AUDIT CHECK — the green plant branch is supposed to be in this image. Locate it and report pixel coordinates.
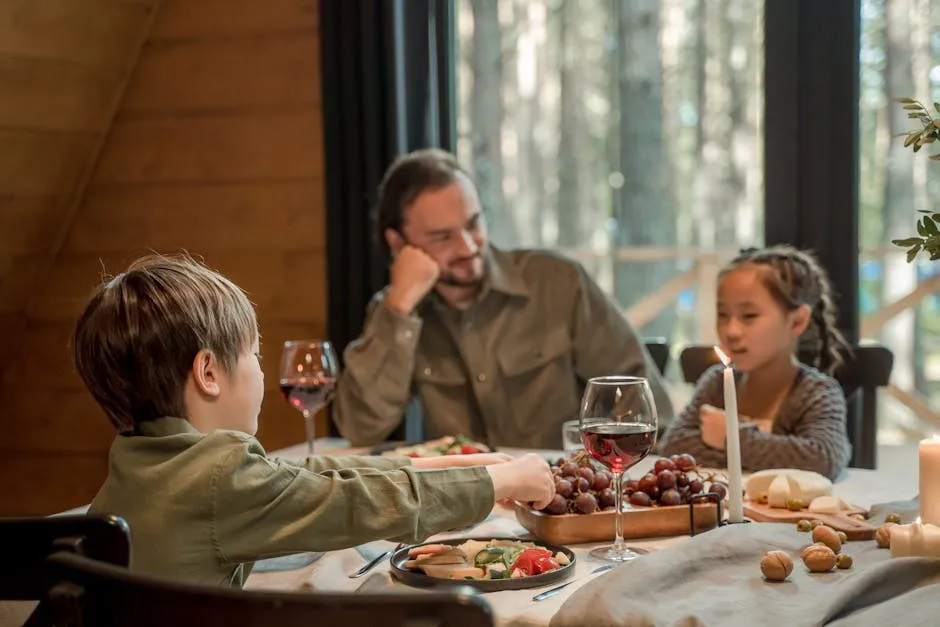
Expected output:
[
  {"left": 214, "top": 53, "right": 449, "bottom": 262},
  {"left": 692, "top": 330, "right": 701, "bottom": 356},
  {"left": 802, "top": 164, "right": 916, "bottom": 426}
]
[{"left": 891, "top": 97, "right": 940, "bottom": 261}]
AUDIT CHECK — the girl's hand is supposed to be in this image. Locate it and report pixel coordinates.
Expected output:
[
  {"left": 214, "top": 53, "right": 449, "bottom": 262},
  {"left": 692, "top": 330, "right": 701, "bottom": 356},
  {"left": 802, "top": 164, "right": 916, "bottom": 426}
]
[
  {"left": 410, "top": 452, "right": 514, "bottom": 469},
  {"left": 699, "top": 404, "right": 727, "bottom": 450}
]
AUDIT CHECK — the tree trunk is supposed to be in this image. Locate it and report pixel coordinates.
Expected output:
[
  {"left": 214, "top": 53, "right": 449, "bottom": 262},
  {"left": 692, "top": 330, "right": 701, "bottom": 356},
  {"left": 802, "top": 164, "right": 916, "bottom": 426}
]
[
  {"left": 556, "top": 0, "right": 580, "bottom": 248},
  {"left": 469, "top": 0, "right": 516, "bottom": 246},
  {"left": 882, "top": 0, "right": 917, "bottom": 389},
  {"left": 613, "top": 0, "right": 676, "bottom": 339}
]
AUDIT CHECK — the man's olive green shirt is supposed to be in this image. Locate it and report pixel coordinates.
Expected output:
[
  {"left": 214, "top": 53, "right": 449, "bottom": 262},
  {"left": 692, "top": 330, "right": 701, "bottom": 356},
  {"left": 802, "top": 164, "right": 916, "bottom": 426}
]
[
  {"left": 334, "top": 247, "right": 673, "bottom": 448},
  {"left": 89, "top": 417, "right": 494, "bottom": 587}
]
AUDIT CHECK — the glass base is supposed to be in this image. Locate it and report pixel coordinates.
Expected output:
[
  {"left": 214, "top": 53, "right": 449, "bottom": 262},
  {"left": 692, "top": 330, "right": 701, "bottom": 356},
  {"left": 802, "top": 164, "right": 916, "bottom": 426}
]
[{"left": 589, "top": 544, "right": 648, "bottom": 563}]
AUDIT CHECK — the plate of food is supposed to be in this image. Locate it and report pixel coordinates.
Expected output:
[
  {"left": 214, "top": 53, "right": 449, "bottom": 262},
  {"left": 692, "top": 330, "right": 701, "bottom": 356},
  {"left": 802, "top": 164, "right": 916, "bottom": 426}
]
[
  {"left": 372, "top": 435, "right": 491, "bottom": 458},
  {"left": 390, "top": 537, "right": 575, "bottom": 592}
]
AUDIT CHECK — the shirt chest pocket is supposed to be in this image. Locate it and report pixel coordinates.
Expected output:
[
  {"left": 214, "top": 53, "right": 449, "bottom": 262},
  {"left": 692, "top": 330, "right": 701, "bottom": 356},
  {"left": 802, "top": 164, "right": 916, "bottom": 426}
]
[
  {"left": 414, "top": 357, "right": 467, "bottom": 387},
  {"left": 497, "top": 326, "right": 573, "bottom": 379}
]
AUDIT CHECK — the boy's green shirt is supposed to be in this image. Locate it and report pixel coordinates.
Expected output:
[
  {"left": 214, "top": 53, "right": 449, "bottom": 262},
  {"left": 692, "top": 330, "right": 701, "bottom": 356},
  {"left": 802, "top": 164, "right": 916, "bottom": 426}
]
[{"left": 90, "top": 416, "right": 494, "bottom": 586}]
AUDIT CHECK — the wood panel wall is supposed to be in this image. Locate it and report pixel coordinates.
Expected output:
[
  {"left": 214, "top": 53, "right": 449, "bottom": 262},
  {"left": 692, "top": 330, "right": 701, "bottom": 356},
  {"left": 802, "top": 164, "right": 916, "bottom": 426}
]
[{"left": 0, "top": 0, "right": 327, "bottom": 516}]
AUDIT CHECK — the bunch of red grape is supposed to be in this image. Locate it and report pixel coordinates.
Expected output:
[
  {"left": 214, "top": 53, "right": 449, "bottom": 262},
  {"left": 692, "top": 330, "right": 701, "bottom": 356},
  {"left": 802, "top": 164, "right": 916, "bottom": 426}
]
[
  {"left": 541, "top": 452, "right": 728, "bottom": 515},
  {"left": 625, "top": 454, "right": 727, "bottom": 508}
]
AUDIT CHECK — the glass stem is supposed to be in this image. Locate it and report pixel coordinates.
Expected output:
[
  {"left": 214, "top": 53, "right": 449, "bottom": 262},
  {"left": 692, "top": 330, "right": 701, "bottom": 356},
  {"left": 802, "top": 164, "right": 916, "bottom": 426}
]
[
  {"left": 303, "top": 411, "right": 315, "bottom": 456},
  {"left": 613, "top": 470, "right": 626, "bottom": 553}
]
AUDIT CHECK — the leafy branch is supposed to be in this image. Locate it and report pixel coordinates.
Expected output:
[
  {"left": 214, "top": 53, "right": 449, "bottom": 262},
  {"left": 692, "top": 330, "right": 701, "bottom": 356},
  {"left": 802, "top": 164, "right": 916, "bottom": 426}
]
[{"left": 891, "top": 97, "right": 940, "bottom": 261}]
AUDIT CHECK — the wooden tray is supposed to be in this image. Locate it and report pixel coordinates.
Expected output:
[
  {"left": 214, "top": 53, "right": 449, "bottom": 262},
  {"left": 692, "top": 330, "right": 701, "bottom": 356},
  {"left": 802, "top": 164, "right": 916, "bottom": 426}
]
[
  {"left": 743, "top": 501, "right": 876, "bottom": 540},
  {"left": 514, "top": 502, "right": 721, "bottom": 545}
]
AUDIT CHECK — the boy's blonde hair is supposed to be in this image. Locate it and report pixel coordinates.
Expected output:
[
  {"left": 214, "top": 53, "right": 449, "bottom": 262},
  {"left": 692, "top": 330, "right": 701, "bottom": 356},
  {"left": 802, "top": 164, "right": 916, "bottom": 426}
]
[{"left": 73, "top": 254, "right": 258, "bottom": 432}]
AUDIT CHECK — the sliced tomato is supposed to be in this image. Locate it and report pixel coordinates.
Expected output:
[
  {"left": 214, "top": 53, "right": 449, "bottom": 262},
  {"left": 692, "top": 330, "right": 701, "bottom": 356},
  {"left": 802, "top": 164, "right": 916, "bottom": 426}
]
[
  {"left": 460, "top": 444, "right": 481, "bottom": 454},
  {"left": 509, "top": 547, "right": 559, "bottom": 576}
]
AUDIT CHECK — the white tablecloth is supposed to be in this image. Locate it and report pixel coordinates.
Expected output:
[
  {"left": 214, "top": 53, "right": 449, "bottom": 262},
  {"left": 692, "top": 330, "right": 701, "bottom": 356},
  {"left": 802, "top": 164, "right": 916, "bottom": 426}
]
[{"left": 245, "top": 439, "right": 915, "bottom": 627}]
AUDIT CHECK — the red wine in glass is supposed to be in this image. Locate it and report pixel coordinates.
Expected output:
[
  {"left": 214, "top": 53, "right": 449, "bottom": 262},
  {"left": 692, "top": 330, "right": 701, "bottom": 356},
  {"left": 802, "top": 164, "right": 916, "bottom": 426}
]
[
  {"left": 279, "top": 340, "right": 339, "bottom": 455},
  {"left": 582, "top": 423, "right": 656, "bottom": 474},
  {"left": 579, "top": 376, "right": 658, "bottom": 563},
  {"left": 280, "top": 377, "right": 336, "bottom": 416}
]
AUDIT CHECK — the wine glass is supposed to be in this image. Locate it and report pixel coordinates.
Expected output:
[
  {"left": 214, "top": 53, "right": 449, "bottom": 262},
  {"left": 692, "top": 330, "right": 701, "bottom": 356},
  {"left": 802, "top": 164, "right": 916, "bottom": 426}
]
[
  {"left": 580, "top": 376, "right": 659, "bottom": 562},
  {"left": 279, "top": 340, "right": 339, "bottom": 455}
]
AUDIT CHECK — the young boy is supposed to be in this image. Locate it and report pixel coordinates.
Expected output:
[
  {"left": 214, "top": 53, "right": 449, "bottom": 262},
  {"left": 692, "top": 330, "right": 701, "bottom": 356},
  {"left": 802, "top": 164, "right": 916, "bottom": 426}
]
[{"left": 73, "top": 254, "right": 554, "bottom": 587}]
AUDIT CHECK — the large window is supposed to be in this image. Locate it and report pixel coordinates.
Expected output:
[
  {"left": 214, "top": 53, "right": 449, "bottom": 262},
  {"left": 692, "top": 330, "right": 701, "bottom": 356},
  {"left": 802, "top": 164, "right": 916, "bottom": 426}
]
[
  {"left": 858, "top": 0, "right": 940, "bottom": 444},
  {"left": 455, "top": 0, "right": 765, "bottom": 364}
]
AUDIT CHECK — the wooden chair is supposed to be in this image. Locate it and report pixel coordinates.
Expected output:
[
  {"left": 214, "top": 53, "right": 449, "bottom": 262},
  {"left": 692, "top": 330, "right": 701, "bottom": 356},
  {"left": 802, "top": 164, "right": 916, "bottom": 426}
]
[
  {"left": 0, "top": 514, "right": 130, "bottom": 602},
  {"left": 677, "top": 344, "right": 893, "bottom": 470},
  {"left": 42, "top": 551, "right": 494, "bottom": 627},
  {"left": 643, "top": 337, "right": 671, "bottom": 376}
]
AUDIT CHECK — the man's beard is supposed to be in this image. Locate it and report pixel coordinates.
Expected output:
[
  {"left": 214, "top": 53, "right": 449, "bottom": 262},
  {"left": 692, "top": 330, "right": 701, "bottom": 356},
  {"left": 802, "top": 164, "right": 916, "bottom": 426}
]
[{"left": 438, "top": 255, "right": 484, "bottom": 288}]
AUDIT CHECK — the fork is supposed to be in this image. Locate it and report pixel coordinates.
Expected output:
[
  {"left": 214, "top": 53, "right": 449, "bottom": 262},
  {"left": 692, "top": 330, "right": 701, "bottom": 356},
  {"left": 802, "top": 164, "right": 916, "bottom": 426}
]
[{"left": 348, "top": 543, "right": 404, "bottom": 579}]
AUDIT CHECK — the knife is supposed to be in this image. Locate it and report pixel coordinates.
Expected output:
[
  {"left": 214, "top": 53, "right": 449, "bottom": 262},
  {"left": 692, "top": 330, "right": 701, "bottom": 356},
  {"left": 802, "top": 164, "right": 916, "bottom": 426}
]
[
  {"left": 531, "top": 564, "right": 617, "bottom": 601},
  {"left": 348, "top": 549, "right": 392, "bottom": 579}
]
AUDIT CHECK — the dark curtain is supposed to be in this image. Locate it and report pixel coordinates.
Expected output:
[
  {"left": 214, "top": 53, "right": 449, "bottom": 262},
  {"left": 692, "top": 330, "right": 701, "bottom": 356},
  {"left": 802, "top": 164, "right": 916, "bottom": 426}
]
[
  {"left": 764, "top": 0, "right": 861, "bottom": 345},
  {"left": 319, "top": 0, "right": 456, "bottom": 436}
]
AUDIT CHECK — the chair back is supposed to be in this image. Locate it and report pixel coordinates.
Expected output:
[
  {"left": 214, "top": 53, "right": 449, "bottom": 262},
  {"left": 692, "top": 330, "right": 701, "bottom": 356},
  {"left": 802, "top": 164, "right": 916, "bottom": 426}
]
[
  {"left": 43, "top": 551, "right": 495, "bottom": 627},
  {"left": 0, "top": 514, "right": 130, "bottom": 601},
  {"left": 677, "top": 344, "right": 893, "bottom": 469},
  {"left": 643, "top": 337, "right": 671, "bottom": 376}
]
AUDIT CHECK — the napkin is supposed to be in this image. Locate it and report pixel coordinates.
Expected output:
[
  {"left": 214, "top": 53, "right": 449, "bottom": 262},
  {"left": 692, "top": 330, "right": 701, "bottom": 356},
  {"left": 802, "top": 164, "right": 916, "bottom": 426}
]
[{"left": 551, "top": 521, "right": 940, "bottom": 627}]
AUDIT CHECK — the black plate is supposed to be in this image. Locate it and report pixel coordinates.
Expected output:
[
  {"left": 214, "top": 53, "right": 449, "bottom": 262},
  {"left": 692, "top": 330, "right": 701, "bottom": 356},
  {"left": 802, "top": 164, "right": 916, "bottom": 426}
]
[
  {"left": 390, "top": 537, "right": 576, "bottom": 592},
  {"left": 369, "top": 441, "right": 407, "bottom": 456}
]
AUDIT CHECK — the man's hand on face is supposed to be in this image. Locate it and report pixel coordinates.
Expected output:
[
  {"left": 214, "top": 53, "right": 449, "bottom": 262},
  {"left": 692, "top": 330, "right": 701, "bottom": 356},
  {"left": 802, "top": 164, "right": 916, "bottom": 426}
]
[{"left": 385, "top": 245, "right": 441, "bottom": 315}]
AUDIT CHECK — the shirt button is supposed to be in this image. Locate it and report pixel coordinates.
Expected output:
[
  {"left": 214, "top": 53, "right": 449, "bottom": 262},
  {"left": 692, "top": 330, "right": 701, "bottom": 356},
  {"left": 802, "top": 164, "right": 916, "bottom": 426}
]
[
  {"left": 424, "top": 367, "right": 432, "bottom": 376},
  {"left": 477, "top": 373, "right": 487, "bottom": 383}
]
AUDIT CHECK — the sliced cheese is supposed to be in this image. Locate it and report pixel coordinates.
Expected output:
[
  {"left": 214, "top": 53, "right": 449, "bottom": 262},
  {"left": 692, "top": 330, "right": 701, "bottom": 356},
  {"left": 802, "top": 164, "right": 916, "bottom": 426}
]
[
  {"left": 745, "top": 468, "right": 832, "bottom": 508},
  {"left": 768, "top": 474, "right": 802, "bottom": 508},
  {"left": 808, "top": 495, "right": 850, "bottom": 514}
]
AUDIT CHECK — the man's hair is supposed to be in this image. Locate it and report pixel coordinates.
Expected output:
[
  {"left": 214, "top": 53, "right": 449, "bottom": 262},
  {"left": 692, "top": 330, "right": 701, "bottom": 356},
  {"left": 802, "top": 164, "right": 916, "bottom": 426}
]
[
  {"left": 72, "top": 253, "right": 258, "bottom": 433},
  {"left": 374, "top": 148, "right": 470, "bottom": 261}
]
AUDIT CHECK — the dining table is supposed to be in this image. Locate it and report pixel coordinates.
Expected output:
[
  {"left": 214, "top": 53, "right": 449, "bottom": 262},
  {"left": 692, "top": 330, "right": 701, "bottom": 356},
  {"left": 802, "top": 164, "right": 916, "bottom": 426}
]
[{"left": 244, "top": 438, "right": 917, "bottom": 627}]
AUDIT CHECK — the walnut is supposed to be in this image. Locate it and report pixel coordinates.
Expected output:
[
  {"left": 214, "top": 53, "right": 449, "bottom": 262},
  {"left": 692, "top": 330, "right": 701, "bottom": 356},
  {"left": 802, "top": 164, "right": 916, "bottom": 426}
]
[
  {"left": 760, "top": 550, "right": 793, "bottom": 581},
  {"left": 802, "top": 544, "right": 837, "bottom": 572},
  {"left": 812, "top": 525, "right": 842, "bottom": 553},
  {"left": 876, "top": 523, "right": 897, "bottom": 548}
]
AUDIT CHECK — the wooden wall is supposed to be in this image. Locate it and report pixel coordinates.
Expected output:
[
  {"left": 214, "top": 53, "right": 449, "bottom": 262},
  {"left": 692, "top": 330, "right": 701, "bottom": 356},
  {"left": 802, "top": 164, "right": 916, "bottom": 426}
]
[{"left": 0, "top": 0, "right": 327, "bottom": 516}]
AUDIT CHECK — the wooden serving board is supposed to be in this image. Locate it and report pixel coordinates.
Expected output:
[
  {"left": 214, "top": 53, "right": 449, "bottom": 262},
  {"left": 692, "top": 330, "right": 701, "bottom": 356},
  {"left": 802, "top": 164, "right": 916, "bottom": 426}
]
[
  {"left": 514, "top": 502, "right": 721, "bottom": 545},
  {"left": 743, "top": 501, "right": 876, "bottom": 540}
]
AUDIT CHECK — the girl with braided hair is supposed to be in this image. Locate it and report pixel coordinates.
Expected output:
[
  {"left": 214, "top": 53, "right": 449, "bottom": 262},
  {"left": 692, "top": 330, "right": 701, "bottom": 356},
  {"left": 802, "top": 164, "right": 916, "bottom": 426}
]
[{"left": 660, "top": 245, "right": 853, "bottom": 479}]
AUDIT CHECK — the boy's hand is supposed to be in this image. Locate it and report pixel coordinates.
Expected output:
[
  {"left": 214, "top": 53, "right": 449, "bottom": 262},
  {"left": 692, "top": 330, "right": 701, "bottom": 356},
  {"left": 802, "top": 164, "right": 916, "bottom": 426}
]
[
  {"left": 699, "top": 404, "right": 726, "bottom": 450},
  {"left": 485, "top": 453, "right": 555, "bottom": 510},
  {"left": 411, "top": 452, "right": 514, "bottom": 469}
]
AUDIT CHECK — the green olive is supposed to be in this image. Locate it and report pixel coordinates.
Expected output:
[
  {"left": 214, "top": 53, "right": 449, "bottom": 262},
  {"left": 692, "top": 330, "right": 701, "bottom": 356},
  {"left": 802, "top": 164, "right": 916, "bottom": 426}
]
[
  {"left": 810, "top": 519, "right": 824, "bottom": 529},
  {"left": 837, "top": 531, "right": 848, "bottom": 544},
  {"left": 758, "top": 493, "right": 769, "bottom": 504},
  {"left": 786, "top": 498, "right": 804, "bottom": 512},
  {"left": 884, "top": 513, "right": 902, "bottom": 524},
  {"left": 796, "top": 519, "right": 813, "bottom": 532},
  {"left": 836, "top": 554, "right": 853, "bottom": 569}
]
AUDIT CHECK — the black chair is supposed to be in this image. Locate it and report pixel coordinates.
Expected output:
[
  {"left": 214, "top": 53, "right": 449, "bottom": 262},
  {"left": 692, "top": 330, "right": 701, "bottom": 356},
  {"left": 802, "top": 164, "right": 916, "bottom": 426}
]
[
  {"left": 677, "top": 344, "right": 893, "bottom": 470},
  {"left": 1, "top": 514, "right": 131, "bottom": 601},
  {"left": 42, "top": 551, "right": 494, "bottom": 627},
  {"left": 643, "top": 337, "right": 671, "bottom": 376}
]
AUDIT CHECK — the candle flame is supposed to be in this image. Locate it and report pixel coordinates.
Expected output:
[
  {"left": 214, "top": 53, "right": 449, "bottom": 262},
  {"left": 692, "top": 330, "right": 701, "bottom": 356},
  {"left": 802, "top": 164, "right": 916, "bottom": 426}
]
[{"left": 714, "top": 346, "right": 732, "bottom": 367}]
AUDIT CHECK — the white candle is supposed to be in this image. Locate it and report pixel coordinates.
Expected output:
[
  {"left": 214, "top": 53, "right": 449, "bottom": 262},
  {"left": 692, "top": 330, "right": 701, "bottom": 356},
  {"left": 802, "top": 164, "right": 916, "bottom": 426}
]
[
  {"left": 890, "top": 518, "right": 940, "bottom": 559},
  {"left": 919, "top": 436, "right": 940, "bottom": 525},
  {"left": 715, "top": 347, "right": 744, "bottom": 523}
]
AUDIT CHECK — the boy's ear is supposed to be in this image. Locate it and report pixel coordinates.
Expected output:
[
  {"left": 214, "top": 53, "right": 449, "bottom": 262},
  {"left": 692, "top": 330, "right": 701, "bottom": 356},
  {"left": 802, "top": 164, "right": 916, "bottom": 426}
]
[
  {"left": 385, "top": 228, "right": 405, "bottom": 259},
  {"left": 790, "top": 304, "right": 812, "bottom": 337},
  {"left": 192, "top": 349, "right": 222, "bottom": 397}
]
